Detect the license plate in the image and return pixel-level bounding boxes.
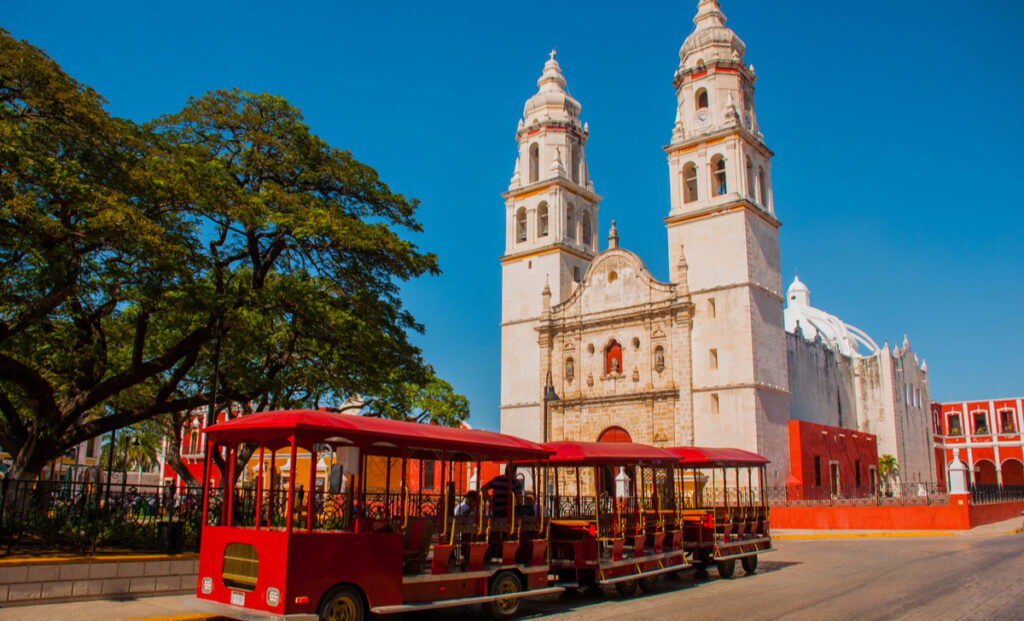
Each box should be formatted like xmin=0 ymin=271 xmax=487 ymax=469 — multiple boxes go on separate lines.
xmin=230 ymin=591 xmax=245 ymax=606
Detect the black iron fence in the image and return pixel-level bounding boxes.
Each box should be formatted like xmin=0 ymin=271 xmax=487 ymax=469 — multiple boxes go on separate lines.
xmin=969 ymin=484 xmax=1024 ymax=505
xmin=0 ymin=479 xmax=203 ymax=555
xmin=767 ymin=482 xmax=950 ymax=507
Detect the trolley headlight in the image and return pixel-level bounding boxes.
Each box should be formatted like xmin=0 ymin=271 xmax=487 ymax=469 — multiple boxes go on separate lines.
xmin=201 ymin=577 xmax=213 ymax=594
xmin=266 ymin=587 xmax=280 ymax=607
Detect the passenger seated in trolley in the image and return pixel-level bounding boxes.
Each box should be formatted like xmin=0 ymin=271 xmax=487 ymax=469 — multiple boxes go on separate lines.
xmin=454 ymin=490 xmax=479 ymax=524
xmin=482 ymin=464 xmax=522 ymax=518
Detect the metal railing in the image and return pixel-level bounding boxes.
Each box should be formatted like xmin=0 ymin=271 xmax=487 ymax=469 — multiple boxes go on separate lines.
xmin=767 ymin=482 xmax=949 ymax=507
xmin=0 ymin=479 xmax=202 ymax=555
xmin=969 ymin=484 xmax=1024 ymax=505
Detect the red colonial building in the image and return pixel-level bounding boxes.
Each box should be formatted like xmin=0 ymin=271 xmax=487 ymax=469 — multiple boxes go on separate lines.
xmin=932 ymin=397 xmax=1024 ymax=487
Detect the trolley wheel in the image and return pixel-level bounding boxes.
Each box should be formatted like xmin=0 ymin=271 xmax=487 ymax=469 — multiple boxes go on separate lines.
xmin=488 ymin=571 xmax=522 ymax=618
xmin=614 ymin=578 xmax=638 ymax=597
xmin=741 ymin=554 xmax=758 ymax=575
xmin=716 ymin=558 xmax=736 ymax=579
xmin=318 ymin=585 xmax=364 ymax=621
xmin=639 ymin=574 xmax=660 ymax=592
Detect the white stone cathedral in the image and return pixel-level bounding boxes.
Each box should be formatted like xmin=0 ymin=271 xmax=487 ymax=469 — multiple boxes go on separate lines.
xmin=499 ymin=0 xmax=935 ymax=486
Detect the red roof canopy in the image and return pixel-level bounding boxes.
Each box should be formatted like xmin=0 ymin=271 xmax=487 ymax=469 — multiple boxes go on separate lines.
xmin=202 ymin=410 xmax=552 ymax=460
xmin=541 ymin=441 xmax=679 ymax=465
xmin=668 ymin=446 xmax=770 ymax=468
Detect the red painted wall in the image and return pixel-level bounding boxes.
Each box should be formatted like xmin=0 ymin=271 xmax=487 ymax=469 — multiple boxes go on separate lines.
xmin=788 ymin=420 xmax=878 ymax=498
xmin=772 ymin=497 xmax=1024 ymax=530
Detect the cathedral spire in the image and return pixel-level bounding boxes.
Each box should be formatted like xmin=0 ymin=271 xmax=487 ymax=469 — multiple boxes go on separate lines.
xmin=693 ymin=0 xmax=727 ymax=30
xmin=538 ymin=50 xmax=567 ymax=93
xmin=608 ymin=220 xmax=619 ymax=249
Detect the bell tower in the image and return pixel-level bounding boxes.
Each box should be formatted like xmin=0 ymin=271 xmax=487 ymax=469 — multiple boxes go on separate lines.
xmin=664 ymin=1 xmax=790 ymax=480
xmin=500 ymin=52 xmax=602 ymax=442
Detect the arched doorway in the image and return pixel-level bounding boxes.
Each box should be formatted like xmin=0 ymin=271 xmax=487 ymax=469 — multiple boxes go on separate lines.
xmin=974 ymin=460 xmax=997 ymax=486
xmin=1002 ymin=459 xmax=1024 ymax=486
xmin=598 ymin=426 xmax=631 ymax=443
xmin=597 ymin=426 xmax=632 ymax=498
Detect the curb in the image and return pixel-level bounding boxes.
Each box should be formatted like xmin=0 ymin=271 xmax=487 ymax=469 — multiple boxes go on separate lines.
xmin=774 ymin=526 xmax=1023 ymax=539
xmin=126 ymin=615 xmax=224 ymax=621
xmin=773 ymin=531 xmax=956 ymax=539
xmin=0 ymin=553 xmax=199 ymax=567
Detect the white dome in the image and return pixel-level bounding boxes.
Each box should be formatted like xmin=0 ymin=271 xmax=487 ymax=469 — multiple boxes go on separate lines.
xmin=784 ymin=276 xmax=880 ymax=358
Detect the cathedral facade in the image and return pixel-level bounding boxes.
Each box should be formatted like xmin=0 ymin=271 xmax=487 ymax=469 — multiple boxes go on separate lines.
xmin=499 ymin=0 xmax=935 ymax=488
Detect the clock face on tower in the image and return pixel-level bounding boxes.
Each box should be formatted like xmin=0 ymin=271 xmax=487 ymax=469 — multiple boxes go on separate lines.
xmin=696 ymin=110 xmax=710 ymax=128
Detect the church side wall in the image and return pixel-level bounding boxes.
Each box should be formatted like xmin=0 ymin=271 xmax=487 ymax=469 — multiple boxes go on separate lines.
xmin=786 ymin=332 xmax=857 ymax=429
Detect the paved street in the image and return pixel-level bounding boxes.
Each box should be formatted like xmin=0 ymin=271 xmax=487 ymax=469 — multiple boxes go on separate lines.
xmin=434 ymin=533 xmax=1024 ymax=621
xmin=4 ymin=530 xmax=1023 ymax=621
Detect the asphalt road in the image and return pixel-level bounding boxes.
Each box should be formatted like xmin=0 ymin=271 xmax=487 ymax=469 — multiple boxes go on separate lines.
xmin=414 ymin=534 xmax=1024 ymax=621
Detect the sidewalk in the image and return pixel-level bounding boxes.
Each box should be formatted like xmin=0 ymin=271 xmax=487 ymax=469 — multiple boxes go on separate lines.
xmin=772 ymin=515 xmax=1024 ymax=539
xmin=0 ymin=593 xmax=222 ymax=621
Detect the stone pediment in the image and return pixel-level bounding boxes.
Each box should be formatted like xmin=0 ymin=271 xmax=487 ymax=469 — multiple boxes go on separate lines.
xmin=551 ymin=248 xmax=676 ymax=319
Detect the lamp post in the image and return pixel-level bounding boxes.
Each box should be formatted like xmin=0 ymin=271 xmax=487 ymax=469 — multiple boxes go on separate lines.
xmin=199 ymin=316 xmax=224 ymax=545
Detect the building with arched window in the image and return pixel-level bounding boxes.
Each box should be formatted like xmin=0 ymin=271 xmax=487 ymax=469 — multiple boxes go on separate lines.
xmin=932 ymin=397 xmax=1024 ymax=487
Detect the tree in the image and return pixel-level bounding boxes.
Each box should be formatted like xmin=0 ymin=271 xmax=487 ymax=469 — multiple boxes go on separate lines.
xmin=362 ymin=370 xmax=470 ymax=427
xmin=878 ymin=454 xmax=899 ymax=496
xmin=0 ymin=31 xmax=464 ymax=482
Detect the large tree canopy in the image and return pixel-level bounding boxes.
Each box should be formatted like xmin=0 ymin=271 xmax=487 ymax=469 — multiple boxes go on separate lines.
xmin=0 ymin=30 xmax=464 ymax=481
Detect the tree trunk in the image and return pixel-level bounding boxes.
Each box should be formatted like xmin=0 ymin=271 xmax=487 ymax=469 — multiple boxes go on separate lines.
xmin=163 ymin=426 xmax=200 ymax=488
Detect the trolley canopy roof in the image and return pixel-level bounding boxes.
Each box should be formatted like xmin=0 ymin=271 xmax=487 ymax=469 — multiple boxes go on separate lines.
xmin=203 ymin=409 xmax=553 ymax=460
xmin=668 ymin=446 xmax=770 ymax=468
xmin=541 ymin=441 xmax=679 ymax=465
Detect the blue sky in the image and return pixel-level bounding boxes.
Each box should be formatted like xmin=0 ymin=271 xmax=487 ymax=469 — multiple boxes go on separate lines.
xmin=7 ymin=0 xmax=1023 ymax=430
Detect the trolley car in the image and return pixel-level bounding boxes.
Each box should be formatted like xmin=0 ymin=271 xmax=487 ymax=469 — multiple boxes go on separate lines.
xmin=194 ymin=410 xmax=772 ymax=620
xmin=541 ymin=441 xmax=690 ymax=595
xmin=195 ymin=410 xmax=559 ymax=620
xmin=670 ymin=446 xmax=772 ymax=577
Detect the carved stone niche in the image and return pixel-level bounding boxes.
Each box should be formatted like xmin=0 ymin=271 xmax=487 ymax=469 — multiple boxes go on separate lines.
xmin=631 ymin=367 xmax=640 ymax=382
xmin=586 ymin=373 xmax=594 ymax=387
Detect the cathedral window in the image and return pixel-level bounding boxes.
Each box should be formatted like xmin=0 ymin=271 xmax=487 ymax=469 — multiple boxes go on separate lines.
xmin=709 ymin=348 xmax=718 ymax=369
xmin=571 ymin=143 xmax=581 ymax=183
xmin=654 ymin=346 xmax=665 ymax=373
xmin=516 ymin=207 xmax=528 ymax=242
xmin=758 ymin=167 xmax=767 ymax=206
xmin=566 ymin=204 xmax=576 ymax=241
xmin=565 ymin=357 xmax=575 ymax=383
xmin=708 ymin=297 xmax=716 ymax=318
xmin=696 ymin=88 xmax=709 ymax=110
xmin=573 ymin=266 xmax=581 ymax=282
xmin=529 ymin=143 xmax=540 ymax=183
xmin=682 ymin=163 xmax=698 ymax=204
xmin=581 ymin=212 xmax=591 ymax=248
xmin=712 ymin=156 xmax=727 ymax=196
xmin=746 ymin=157 xmax=755 ymax=199
xmin=695 ymin=59 xmax=705 ymax=71
xmin=605 ymin=340 xmax=623 ymax=376
xmin=538 ymin=203 xmax=549 ymax=237
xmin=710 ymin=393 xmax=719 ymax=415
xmin=188 ymin=428 xmax=200 ymax=454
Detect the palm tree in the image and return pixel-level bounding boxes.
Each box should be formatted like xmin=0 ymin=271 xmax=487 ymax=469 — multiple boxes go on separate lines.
xmin=877 ymin=454 xmax=900 ymax=496
xmin=101 ymin=421 xmax=163 ymax=474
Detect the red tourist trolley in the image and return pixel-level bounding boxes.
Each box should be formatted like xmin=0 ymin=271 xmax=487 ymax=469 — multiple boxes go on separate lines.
xmin=194 ymin=411 xmax=773 ymax=620
xmin=541 ymin=441 xmax=690 ymax=595
xmin=669 ymin=446 xmax=773 ymax=578
xmin=195 ymin=410 xmax=559 ymax=620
